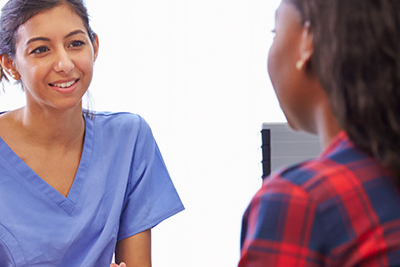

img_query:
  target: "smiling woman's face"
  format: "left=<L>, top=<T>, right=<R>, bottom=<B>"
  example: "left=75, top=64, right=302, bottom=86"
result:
left=9, top=3, right=98, bottom=112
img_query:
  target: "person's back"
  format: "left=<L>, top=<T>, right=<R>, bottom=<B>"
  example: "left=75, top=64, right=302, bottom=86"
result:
left=241, top=132, right=400, bottom=266
left=239, top=0, right=400, bottom=266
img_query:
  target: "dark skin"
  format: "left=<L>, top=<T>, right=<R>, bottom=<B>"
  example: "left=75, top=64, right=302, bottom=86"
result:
left=267, top=0, right=342, bottom=149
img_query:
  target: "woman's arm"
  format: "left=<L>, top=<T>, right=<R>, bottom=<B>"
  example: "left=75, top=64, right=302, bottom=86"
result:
left=114, top=229, right=152, bottom=267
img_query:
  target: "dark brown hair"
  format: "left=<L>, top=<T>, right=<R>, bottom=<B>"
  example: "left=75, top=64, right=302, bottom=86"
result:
left=290, top=0, right=400, bottom=184
left=0, top=0, right=95, bottom=82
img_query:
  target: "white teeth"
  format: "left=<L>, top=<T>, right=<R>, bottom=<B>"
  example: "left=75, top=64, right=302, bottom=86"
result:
left=51, top=80, right=76, bottom=88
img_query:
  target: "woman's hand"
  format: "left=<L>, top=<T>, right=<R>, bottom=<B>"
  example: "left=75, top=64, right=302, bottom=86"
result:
left=110, top=262, right=126, bottom=267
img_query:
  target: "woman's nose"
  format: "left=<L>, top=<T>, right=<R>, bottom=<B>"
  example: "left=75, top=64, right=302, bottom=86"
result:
left=54, top=49, right=74, bottom=73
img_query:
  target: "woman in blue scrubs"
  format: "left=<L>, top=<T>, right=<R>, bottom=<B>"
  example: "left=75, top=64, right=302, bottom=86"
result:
left=0, top=0, right=184, bottom=266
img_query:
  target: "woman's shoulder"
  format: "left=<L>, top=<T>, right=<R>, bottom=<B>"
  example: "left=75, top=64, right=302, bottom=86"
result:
left=88, top=110, right=153, bottom=137
left=90, top=110, right=142, bottom=121
left=89, top=111, right=146, bottom=127
left=263, top=139, right=388, bottom=206
left=0, top=109, right=23, bottom=141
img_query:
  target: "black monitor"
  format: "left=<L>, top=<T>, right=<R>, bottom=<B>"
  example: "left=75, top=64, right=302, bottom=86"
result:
left=261, top=123, right=321, bottom=179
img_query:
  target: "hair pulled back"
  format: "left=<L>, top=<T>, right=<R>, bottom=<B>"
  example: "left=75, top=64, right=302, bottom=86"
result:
left=0, top=0, right=95, bottom=82
left=290, top=0, right=400, bottom=184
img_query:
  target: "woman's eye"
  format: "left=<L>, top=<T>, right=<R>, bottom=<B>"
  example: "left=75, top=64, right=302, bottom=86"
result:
left=69, top=40, right=85, bottom=48
left=31, top=46, right=49, bottom=54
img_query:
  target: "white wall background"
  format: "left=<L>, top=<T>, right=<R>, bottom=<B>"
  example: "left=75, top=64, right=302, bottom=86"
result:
left=0, top=0, right=285, bottom=266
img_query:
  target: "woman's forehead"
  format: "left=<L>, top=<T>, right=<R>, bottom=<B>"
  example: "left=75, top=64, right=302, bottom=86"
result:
left=15, top=5, right=86, bottom=44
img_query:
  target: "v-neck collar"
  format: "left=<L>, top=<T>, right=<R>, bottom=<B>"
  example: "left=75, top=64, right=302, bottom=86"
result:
left=0, top=114, right=94, bottom=214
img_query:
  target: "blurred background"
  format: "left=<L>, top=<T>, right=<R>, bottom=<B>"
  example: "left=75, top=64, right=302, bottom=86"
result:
left=0, top=0, right=284, bottom=265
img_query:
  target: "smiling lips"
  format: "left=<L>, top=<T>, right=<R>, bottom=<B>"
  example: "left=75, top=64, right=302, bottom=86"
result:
left=49, top=79, right=78, bottom=88
left=49, top=79, right=79, bottom=94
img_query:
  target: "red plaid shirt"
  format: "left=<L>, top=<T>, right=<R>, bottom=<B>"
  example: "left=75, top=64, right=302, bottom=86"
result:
left=239, top=131, right=400, bottom=266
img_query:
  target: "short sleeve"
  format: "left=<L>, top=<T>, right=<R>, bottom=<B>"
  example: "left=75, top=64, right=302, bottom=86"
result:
left=117, top=116, right=184, bottom=241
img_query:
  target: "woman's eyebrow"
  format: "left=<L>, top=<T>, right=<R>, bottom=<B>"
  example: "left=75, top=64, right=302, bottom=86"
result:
left=26, top=36, right=50, bottom=46
left=65, top=29, right=86, bottom=39
left=25, top=29, right=87, bottom=46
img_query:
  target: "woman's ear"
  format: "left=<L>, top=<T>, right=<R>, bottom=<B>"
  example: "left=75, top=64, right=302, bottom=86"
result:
left=0, top=54, right=20, bottom=80
left=92, top=33, right=99, bottom=62
left=296, top=21, right=313, bottom=71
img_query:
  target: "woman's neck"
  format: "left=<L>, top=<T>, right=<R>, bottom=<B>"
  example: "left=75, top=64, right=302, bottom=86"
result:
left=14, top=105, right=85, bottom=149
left=315, top=101, right=342, bottom=149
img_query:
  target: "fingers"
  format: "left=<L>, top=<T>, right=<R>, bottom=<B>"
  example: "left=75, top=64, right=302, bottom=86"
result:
left=110, top=263, right=126, bottom=267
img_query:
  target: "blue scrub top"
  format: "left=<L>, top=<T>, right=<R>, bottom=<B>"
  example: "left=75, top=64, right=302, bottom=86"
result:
left=0, top=111, right=184, bottom=266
